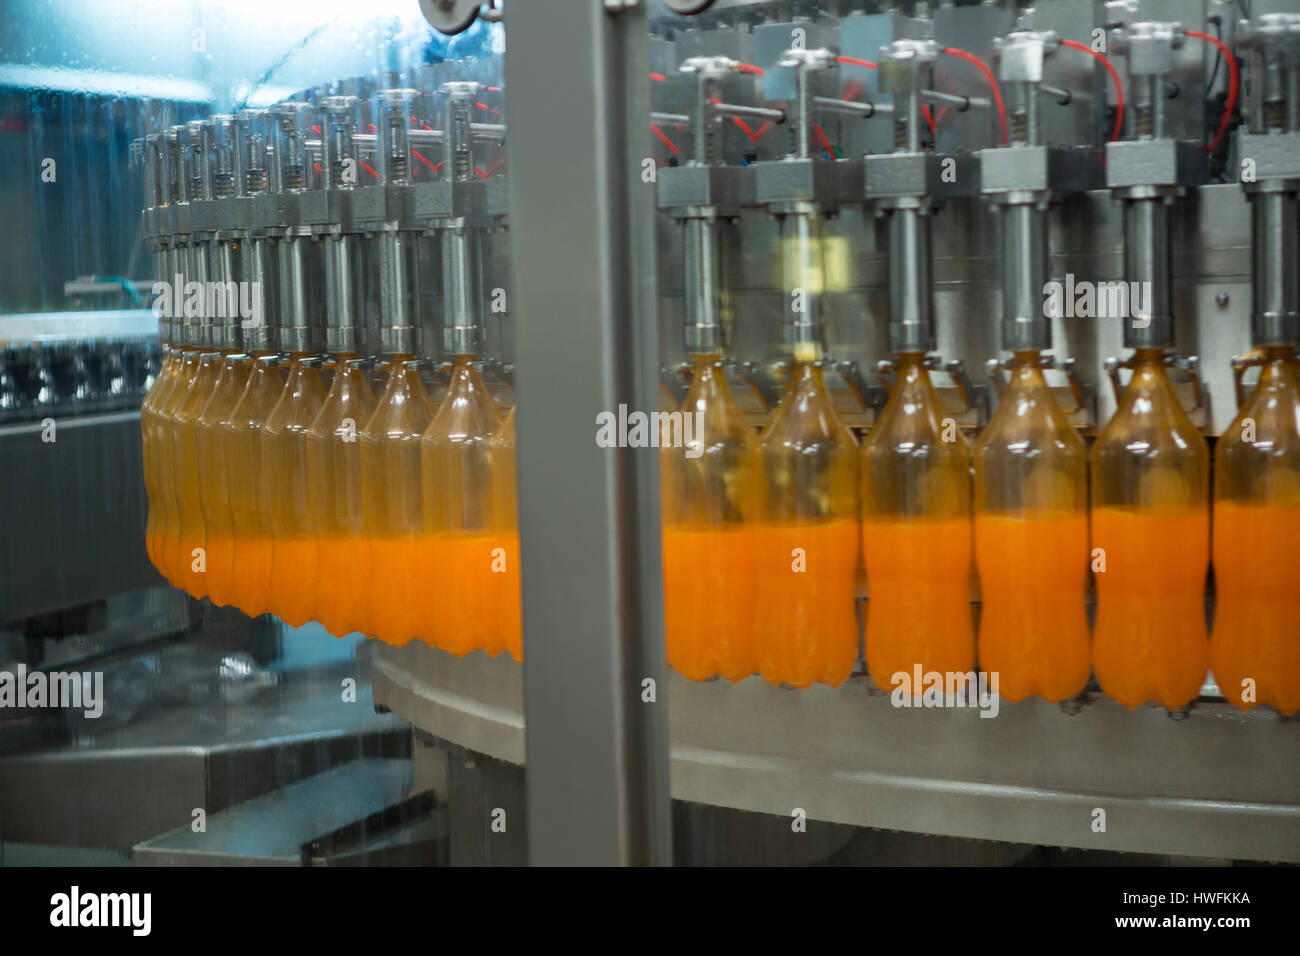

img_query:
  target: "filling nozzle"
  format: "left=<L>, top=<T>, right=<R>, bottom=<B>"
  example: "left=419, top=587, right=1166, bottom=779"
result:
left=375, top=89, right=422, bottom=357
left=437, top=82, right=486, bottom=358
left=142, top=131, right=173, bottom=346
left=234, top=108, right=276, bottom=354
left=208, top=115, right=243, bottom=353
left=274, top=101, right=322, bottom=356
left=1237, top=14, right=1300, bottom=351
left=313, top=96, right=364, bottom=356
left=169, top=124, right=207, bottom=350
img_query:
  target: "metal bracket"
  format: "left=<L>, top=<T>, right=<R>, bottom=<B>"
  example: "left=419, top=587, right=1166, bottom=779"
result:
left=1230, top=352, right=1267, bottom=408
left=1104, top=352, right=1205, bottom=414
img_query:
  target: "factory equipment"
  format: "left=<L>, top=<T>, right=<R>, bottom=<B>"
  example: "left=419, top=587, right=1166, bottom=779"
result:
left=5, top=0, right=1300, bottom=869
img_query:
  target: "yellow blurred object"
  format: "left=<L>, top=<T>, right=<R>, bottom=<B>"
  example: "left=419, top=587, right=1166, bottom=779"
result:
left=861, top=352, right=974, bottom=696
left=194, top=352, right=250, bottom=608
left=973, top=353, right=1090, bottom=703
left=361, top=358, right=436, bottom=646
left=262, top=354, right=327, bottom=627
left=420, top=354, right=503, bottom=655
left=158, top=348, right=201, bottom=585
left=171, top=349, right=223, bottom=598
left=141, top=346, right=182, bottom=572
left=660, top=354, right=760, bottom=682
left=222, top=353, right=284, bottom=617
left=1211, top=347, right=1300, bottom=715
left=308, top=356, right=378, bottom=639
left=755, top=358, right=859, bottom=689
left=489, top=408, right=522, bottom=661
left=1091, top=348, right=1210, bottom=710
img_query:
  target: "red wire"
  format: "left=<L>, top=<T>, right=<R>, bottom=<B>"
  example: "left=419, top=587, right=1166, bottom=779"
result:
left=474, top=156, right=506, bottom=180
left=942, top=46, right=1008, bottom=143
left=812, top=121, right=835, bottom=156
left=921, top=104, right=936, bottom=136
left=736, top=62, right=764, bottom=75
left=650, top=124, right=678, bottom=156
left=836, top=55, right=877, bottom=70
left=412, top=149, right=442, bottom=172
left=1060, top=38, right=1125, bottom=142
left=649, top=72, right=666, bottom=83
left=1187, top=29, right=1239, bottom=156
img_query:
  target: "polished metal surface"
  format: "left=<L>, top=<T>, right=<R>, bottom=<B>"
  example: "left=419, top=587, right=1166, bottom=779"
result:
left=373, top=641, right=1300, bottom=863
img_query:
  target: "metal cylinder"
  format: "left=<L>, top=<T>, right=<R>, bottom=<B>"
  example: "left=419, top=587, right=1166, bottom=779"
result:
left=442, top=83, right=479, bottom=183
left=377, top=89, right=416, bottom=185
left=1000, top=201, right=1050, bottom=352
left=240, top=237, right=275, bottom=353
left=682, top=216, right=724, bottom=354
left=887, top=205, right=935, bottom=354
left=1122, top=196, right=1174, bottom=349
left=779, top=209, right=826, bottom=351
left=1250, top=184, right=1300, bottom=347
left=441, top=227, right=483, bottom=355
left=379, top=232, right=419, bottom=355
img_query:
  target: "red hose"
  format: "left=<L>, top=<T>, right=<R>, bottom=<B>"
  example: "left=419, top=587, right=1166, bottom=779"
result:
left=1187, top=29, right=1239, bottom=156
left=942, top=46, right=1008, bottom=144
left=1060, top=39, right=1125, bottom=142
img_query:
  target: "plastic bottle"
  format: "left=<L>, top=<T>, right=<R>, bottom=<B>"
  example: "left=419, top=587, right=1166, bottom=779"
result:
left=1210, top=347, right=1300, bottom=715
left=158, top=347, right=202, bottom=585
left=194, top=352, right=250, bottom=608
left=141, top=346, right=182, bottom=571
left=361, top=358, right=436, bottom=645
left=661, top=354, right=760, bottom=681
left=223, top=353, right=284, bottom=617
left=861, top=352, right=974, bottom=696
left=754, top=355, right=859, bottom=688
left=973, top=353, right=1090, bottom=702
left=171, top=349, right=224, bottom=598
left=262, top=354, right=327, bottom=627
left=1091, top=348, right=1210, bottom=710
left=489, top=408, right=522, bottom=661
left=420, top=355, right=502, bottom=655
left=307, top=357, right=378, bottom=639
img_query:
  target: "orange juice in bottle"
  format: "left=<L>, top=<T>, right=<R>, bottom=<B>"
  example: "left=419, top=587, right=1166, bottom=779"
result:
left=194, top=350, right=249, bottom=608
left=1211, top=347, right=1300, bottom=715
left=489, top=408, right=522, bottom=661
left=361, top=358, right=436, bottom=645
left=661, top=354, right=760, bottom=682
left=223, top=353, right=284, bottom=616
left=159, top=345, right=202, bottom=585
left=420, top=355, right=502, bottom=655
left=1091, top=348, right=1210, bottom=710
left=755, top=350, right=859, bottom=688
left=171, top=348, right=224, bottom=598
left=861, top=353, right=974, bottom=696
left=307, top=356, right=378, bottom=638
left=141, top=344, right=182, bottom=571
left=262, top=353, right=326, bottom=627
left=974, top=353, right=1089, bottom=702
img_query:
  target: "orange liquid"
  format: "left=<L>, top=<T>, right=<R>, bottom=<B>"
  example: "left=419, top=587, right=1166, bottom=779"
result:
left=423, top=532, right=519, bottom=659
left=316, top=536, right=372, bottom=639
left=1092, top=507, right=1209, bottom=709
left=863, top=517, right=974, bottom=696
left=230, top=536, right=273, bottom=617
left=975, top=513, right=1090, bottom=702
left=497, top=532, right=522, bottom=662
left=663, top=526, right=756, bottom=682
left=368, top=537, right=427, bottom=647
left=1211, top=503, right=1300, bottom=715
left=268, top=536, right=318, bottom=628
left=753, top=519, right=859, bottom=689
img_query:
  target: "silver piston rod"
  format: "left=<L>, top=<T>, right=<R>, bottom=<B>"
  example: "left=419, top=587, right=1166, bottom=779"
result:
left=275, top=101, right=318, bottom=354
left=235, top=108, right=276, bottom=353
left=378, top=89, right=421, bottom=356
left=440, top=82, right=485, bottom=356
left=1121, top=192, right=1174, bottom=350
left=317, top=97, right=359, bottom=354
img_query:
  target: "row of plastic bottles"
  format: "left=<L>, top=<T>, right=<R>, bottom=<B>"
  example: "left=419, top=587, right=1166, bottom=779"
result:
left=661, top=346, right=1300, bottom=716
left=140, top=346, right=521, bottom=660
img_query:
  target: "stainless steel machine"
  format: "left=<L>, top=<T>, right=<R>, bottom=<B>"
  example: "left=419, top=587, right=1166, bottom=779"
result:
left=2, top=0, right=1298, bottom=867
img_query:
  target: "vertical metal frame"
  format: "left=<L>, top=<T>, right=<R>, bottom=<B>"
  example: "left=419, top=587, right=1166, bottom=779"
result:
left=505, top=0, right=672, bottom=865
